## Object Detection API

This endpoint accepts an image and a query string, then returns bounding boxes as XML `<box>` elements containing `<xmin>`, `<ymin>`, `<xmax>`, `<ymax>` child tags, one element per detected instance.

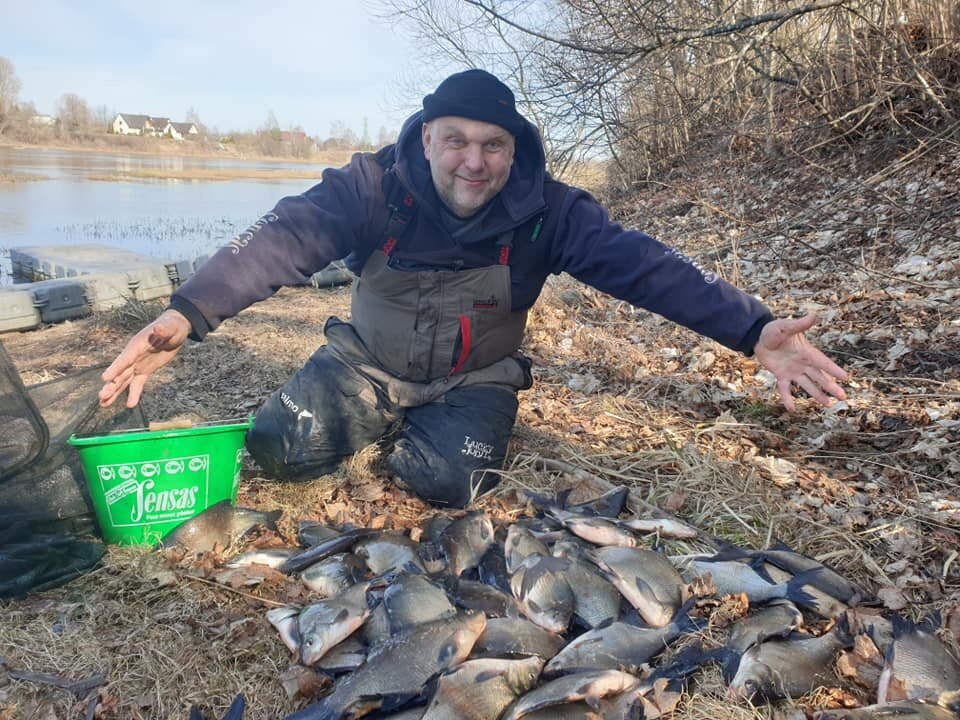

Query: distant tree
<box><xmin>55</xmin><ymin>93</ymin><xmax>92</xmax><ymax>136</ymax></box>
<box><xmin>256</xmin><ymin>110</ymin><xmax>283</xmax><ymax>155</ymax></box>
<box><xmin>185</xmin><ymin>106</ymin><xmax>206</xmax><ymax>135</ymax></box>
<box><xmin>0</xmin><ymin>56</ymin><xmax>22</xmax><ymax>134</ymax></box>
<box><xmin>376</xmin><ymin>125</ymin><xmax>395</xmax><ymax>148</ymax></box>
<box><xmin>92</xmin><ymin>104</ymin><xmax>114</xmax><ymax>130</ymax></box>
<box><xmin>361</xmin><ymin>117</ymin><xmax>371</xmax><ymax>150</ymax></box>
<box><xmin>327</xmin><ymin>120</ymin><xmax>359</xmax><ymax>149</ymax></box>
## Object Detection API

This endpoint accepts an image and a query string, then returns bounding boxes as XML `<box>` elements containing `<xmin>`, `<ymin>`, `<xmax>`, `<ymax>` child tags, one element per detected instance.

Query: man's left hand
<box><xmin>753</xmin><ymin>313</ymin><xmax>848</xmax><ymax>412</ymax></box>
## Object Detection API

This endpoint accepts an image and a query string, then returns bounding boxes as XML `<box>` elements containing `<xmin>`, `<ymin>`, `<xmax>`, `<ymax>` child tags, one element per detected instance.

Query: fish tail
<box><xmin>718</xmin><ymin>647</ymin><xmax>742</xmax><ymax>684</ymax></box>
<box><xmin>283</xmin><ymin>700</ymin><xmax>336</xmax><ymax>720</ymax></box>
<box><xmin>673</xmin><ymin>597</ymin><xmax>707</xmax><ymax>634</ymax></box>
<box><xmin>785</xmin><ymin>568</ymin><xmax>825</xmax><ymax>610</ymax></box>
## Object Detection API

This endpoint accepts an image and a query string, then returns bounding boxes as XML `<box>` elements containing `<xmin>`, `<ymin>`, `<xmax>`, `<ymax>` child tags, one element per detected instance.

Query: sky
<box><xmin>0</xmin><ymin>0</ymin><xmax>438</xmax><ymax>139</ymax></box>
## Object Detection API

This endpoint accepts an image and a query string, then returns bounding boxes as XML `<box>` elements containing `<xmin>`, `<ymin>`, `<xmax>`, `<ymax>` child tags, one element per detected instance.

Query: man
<box><xmin>99</xmin><ymin>69</ymin><xmax>847</xmax><ymax>507</ymax></box>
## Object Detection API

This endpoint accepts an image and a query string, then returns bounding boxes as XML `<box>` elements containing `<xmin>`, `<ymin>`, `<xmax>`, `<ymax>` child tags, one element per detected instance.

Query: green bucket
<box><xmin>69</xmin><ymin>416</ymin><xmax>253</xmax><ymax>546</ymax></box>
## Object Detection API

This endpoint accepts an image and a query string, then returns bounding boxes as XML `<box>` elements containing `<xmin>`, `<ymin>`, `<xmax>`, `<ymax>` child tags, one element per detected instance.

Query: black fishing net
<box><xmin>0</xmin><ymin>341</ymin><xmax>146</xmax><ymax>597</ymax></box>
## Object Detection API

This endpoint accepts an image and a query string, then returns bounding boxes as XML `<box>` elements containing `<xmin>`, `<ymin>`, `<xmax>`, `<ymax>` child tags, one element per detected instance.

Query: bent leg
<box><xmin>247</xmin><ymin>347</ymin><xmax>395</xmax><ymax>479</ymax></box>
<box><xmin>386</xmin><ymin>384</ymin><xmax>518</xmax><ymax>507</ymax></box>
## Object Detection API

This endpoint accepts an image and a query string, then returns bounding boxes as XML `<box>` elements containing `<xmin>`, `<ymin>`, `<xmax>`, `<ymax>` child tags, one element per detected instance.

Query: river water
<box><xmin>0</xmin><ymin>147</ymin><xmax>328</xmax><ymax>284</ymax></box>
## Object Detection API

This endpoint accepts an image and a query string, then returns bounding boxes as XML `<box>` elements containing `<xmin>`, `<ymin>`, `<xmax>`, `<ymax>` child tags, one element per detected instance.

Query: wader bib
<box><xmin>247</xmin><ymin>185</ymin><xmax>537</xmax><ymax>506</ymax></box>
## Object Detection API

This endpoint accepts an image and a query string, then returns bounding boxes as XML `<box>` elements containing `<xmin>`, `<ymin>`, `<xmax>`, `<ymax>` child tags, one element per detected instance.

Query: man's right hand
<box><xmin>98</xmin><ymin>309</ymin><xmax>191</xmax><ymax>408</ymax></box>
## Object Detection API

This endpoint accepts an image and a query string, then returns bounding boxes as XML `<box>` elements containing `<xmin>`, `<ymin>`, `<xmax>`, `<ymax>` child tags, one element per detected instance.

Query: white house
<box><xmin>111</xmin><ymin>114</ymin><xmax>174</xmax><ymax>136</ymax></box>
<box><xmin>164</xmin><ymin>121</ymin><xmax>200</xmax><ymax>140</ymax></box>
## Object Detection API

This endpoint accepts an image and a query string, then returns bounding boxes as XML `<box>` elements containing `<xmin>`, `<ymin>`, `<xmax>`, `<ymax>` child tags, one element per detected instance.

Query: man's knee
<box><xmin>386</xmin><ymin>384</ymin><xmax>518</xmax><ymax>508</ymax></box>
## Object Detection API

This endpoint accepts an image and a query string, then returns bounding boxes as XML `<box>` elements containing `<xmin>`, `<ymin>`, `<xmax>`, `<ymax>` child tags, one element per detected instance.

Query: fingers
<box><xmin>126</xmin><ymin>374</ymin><xmax>149</xmax><ymax>408</ymax></box>
<box><xmin>98</xmin><ymin>366</ymin><xmax>135</xmax><ymax>407</ymax></box>
<box><xmin>777</xmin><ymin>377</ymin><xmax>797</xmax><ymax>413</ymax></box>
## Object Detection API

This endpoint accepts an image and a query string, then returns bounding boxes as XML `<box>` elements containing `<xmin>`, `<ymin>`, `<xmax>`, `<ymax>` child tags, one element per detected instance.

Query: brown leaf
<box><xmin>369</xmin><ymin>515</ymin><xmax>387</xmax><ymax>530</ymax></box>
<box><xmin>278</xmin><ymin>665</ymin><xmax>331</xmax><ymax>700</ymax></box>
<box><xmin>944</xmin><ymin>605</ymin><xmax>960</xmax><ymax>643</ymax></box>
<box><xmin>663</xmin><ymin>488</ymin><xmax>687</xmax><ymax>512</ymax></box>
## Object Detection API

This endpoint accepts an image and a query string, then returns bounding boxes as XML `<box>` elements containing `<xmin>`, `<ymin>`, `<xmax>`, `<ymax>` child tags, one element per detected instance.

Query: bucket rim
<box><xmin>68</xmin><ymin>415</ymin><xmax>253</xmax><ymax>447</ymax></box>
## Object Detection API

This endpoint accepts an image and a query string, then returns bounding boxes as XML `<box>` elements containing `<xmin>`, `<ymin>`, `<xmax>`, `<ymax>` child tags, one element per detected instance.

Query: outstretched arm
<box><xmin>98</xmin><ymin>309</ymin><xmax>191</xmax><ymax>408</ymax></box>
<box><xmin>753</xmin><ymin>313</ymin><xmax>848</xmax><ymax>411</ymax></box>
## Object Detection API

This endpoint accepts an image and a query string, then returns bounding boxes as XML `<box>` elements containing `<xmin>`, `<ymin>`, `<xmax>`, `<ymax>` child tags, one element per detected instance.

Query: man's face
<box><xmin>422</xmin><ymin>117</ymin><xmax>515</xmax><ymax>218</ymax></box>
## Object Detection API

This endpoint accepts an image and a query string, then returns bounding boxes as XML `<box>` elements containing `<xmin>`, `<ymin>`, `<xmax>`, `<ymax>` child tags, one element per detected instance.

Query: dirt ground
<box><xmin>0</xmin><ymin>144</ymin><xmax>958</xmax><ymax>719</ymax></box>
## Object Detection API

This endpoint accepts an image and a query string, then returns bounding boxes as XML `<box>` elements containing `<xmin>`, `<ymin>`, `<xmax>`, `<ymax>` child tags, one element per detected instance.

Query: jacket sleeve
<box><xmin>169</xmin><ymin>152</ymin><xmax>386</xmax><ymax>340</ymax></box>
<box><xmin>548</xmin><ymin>187</ymin><xmax>773</xmax><ymax>355</ymax></box>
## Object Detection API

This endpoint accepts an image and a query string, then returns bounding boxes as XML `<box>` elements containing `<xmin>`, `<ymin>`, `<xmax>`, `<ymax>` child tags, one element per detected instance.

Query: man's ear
<box><xmin>421</xmin><ymin>122</ymin><xmax>432</xmax><ymax>161</ymax></box>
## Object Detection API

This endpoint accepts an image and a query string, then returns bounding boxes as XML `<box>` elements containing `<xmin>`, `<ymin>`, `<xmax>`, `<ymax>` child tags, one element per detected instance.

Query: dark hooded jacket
<box><xmin>169</xmin><ymin>111</ymin><xmax>772</xmax><ymax>355</ymax></box>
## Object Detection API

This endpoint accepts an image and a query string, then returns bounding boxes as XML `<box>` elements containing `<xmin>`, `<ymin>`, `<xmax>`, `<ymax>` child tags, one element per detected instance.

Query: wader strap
<box><xmin>381</xmin><ymin>179</ymin><xmax>416</xmax><ymax>255</ymax></box>
<box><xmin>496</xmin><ymin>230</ymin><xmax>514</xmax><ymax>266</ymax></box>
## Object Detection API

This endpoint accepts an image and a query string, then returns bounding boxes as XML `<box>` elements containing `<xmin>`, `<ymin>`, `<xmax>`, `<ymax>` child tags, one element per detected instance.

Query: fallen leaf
<box><xmin>877</xmin><ymin>586</ymin><xmax>909</xmax><ymax>611</ymax></box>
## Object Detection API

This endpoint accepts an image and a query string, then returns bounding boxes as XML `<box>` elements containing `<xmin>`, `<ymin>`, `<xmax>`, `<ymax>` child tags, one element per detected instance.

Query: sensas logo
<box><xmin>130</xmin><ymin>479</ymin><xmax>200</xmax><ymax>522</ymax></box>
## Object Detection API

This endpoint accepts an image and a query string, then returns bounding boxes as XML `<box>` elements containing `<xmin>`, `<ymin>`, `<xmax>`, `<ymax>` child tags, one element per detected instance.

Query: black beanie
<box><xmin>422</xmin><ymin>69</ymin><xmax>526</xmax><ymax>137</ymax></box>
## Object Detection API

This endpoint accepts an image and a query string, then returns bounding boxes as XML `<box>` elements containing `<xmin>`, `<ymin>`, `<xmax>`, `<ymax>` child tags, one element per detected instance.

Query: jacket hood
<box><xmin>389</xmin><ymin>110</ymin><xmax>548</xmax><ymax>223</ymax></box>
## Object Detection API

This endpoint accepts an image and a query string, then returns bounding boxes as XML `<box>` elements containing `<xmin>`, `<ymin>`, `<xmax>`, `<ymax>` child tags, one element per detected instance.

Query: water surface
<box><xmin>0</xmin><ymin>147</ymin><xmax>328</xmax><ymax>283</ymax></box>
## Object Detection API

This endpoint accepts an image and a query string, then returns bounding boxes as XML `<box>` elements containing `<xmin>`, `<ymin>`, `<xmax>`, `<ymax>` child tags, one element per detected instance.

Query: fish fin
<box><xmin>785</xmin><ymin>568</ymin><xmax>826</xmax><ymax>610</ymax></box>
<box><xmin>919</xmin><ymin>609</ymin><xmax>942</xmax><ymax>633</ymax></box>
<box><xmin>748</xmin><ymin>557</ymin><xmax>776</xmax><ymax>583</ymax></box>
<box><xmin>830</xmin><ymin>611</ymin><xmax>854</xmax><ymax>647</ymax></box>
<box><xmin>524</xmin><ymin>489</ymin><xmax>561</xmax><ymax>512</ymax></box>
<box><xmin>769</xmin><ymin>539</ymin><xmax>795</xmax><ymax>552</ymax></box>
<box><xmin>556</xmin><ymin>488</ymin><xmax>575</xmax><ymax>508</ymax></box>
<box><xmin>890</xmin><ymin>612</ymin><xmax>914</xmax><ymax>638</ymax></box>
<box><xmin>717</xmin><ymin>647</ymin><xmax>742</xmax><ymax>684</ymax></box>
<box><xmin>221</xmin><ymin>694</ymin><xmax>245</xmax><ymax>720</ymax></box>
<box><xmin>371</xmin><ymin>692</ymin><xmax>424</xmax><ymax>715</ymax></box>
<box><xmin>673</xmin><ymin>598</ymin><xmax>707</xmax><ymax>634</ymax></box>
<box><xmin>188</xmin><ymin>707</ymin><xmax>207</xmax><ymax>720</ymax></box>
<box><xmin>707</xmin><ymin>545</ymin><xmax>753</xmax><ymax>563</ymax></box>
<box><xmin>264</xmin><ymin>509</ymin><xmax>282</xmax><ymax>529</ymax></box>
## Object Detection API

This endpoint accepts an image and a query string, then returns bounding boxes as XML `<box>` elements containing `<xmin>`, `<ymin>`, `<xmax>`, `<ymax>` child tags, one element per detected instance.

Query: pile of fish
<box><xmin>186</xmin><ymin>487</ymin><xmax>960</xmax><ymax>720</ymax></box>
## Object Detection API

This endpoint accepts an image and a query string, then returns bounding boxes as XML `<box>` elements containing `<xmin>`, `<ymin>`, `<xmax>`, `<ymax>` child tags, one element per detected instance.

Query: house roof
<box><xmin>170</xmin><ymin>122</ymin><xmax>197</xmax><ymax>133</ymax></box>
<box><xmin>116</xmin><ymin>113</ymin><xmax>150</xmax><ymax>129</ymax></box>
<box><xmin>147</xmin><ymin>117</ymin><xmax>170</xmax><ymax>127</ymax></box>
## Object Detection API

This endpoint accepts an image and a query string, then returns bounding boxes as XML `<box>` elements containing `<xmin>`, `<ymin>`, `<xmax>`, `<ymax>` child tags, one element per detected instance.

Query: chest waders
<box><xmin>247</xmin><ymin>181</ymin><xmax>539</xmax><ymax>507</ymax></box>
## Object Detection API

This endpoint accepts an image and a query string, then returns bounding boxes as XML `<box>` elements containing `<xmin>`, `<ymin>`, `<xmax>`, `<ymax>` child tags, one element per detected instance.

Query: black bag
<box><xmin>0</xmin><ymin>341</ymin><xmax>146</xmax><ymax>597</ymax></box>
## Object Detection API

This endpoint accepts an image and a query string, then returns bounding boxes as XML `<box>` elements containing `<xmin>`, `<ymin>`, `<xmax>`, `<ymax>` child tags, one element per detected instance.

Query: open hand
<box><xmin>754</xmin><ymin>313</ymin><xmax>848</xmax><ymax>412</ymax></box>
<box><xmin>98</xmin><ymin>309</ymin><xmax>191</xmax><ymax>408</ymax></box>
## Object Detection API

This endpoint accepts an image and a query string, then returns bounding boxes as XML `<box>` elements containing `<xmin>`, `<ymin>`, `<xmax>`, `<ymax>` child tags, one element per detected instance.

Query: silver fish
<box><xmin>728</xmin><ymin>616</ymin><xmax>853</xmax><ymax>701</ymax></box>
<box><xmin>361</xmin><ymin>601</ymin><xmax>392</xmax><ymax>646</ymax></box>
<box><xmin>761</xmin><ymin>561</ymin><xmax>849</xmax><ymax>619</ymax></box>
<box><xmin>471</xmin><ymin>616</ymin><xmax>566</xmax><ymax>660</ymax></box>
<box><xmin>543</xmin><ymin>601</ymin><xmax>701</xmax><ymax>678</ymax></box>
<box><xmin>682</xmin><ymin>557</ymin><xmax>818</xmax><ymax>606</ymax></box>
<box><xmin>502</xmin><ymin>669</ymin><xmax>640</xmax><ymax>720</ymax></box>
<box><xmin>281</xmin><ymin>528</ymin><xmax>377</xmax><ymax>574</ymax></box>
<box><xmin>439</xmin><ymin>512</ymin><xmax>494</xmax><ymax>576</ymax></box>
<box><xmin>816</xmin><ymin>700</ymin><xmax>958</xmax><ymax>720</ymax></box>
<box><xmin>298</xmin><ymin>521</ymin><xmax>345</xmax><ymax>547</ymax></box>
<box><xmin>548</xmin><ymin>508</ymin><xmax>639</xmax><ymax>548</ymax></box>
<box><xmin>420</xmin><ymin>656</ymin><xmax>544</xmax><ymax>720</ymax></box>
<box><xmin>353</xmin><ymin>533</ymin><xmax>425</xmax><ymax>575</ymax></box>
<box><xmin>588</xmin><ymin>546</ymin><xmax>683</xmax><ymax>627</ymax></box>
<box><xmin>301</xmin><ymin>553</ymin><xmax>366</xmax><ymax>597</ymax></box>
<box><xmin>510</xmin><ymin>554</ymin><xmax>574</xmax><ymax>634</ymax></box>
<box><xmin>267</xmin><ymin>605</ymin><xmax>301</xmax><ymax>654</ymax></box>
<box><xmin>160</xmin><ymin>501</ymin><xmax>280</xmax><ymax>552</ymax></box>
<box><xmin>741</xmin><ymin>540</ymin><xmax>867</xmax><ymax>604</ymax></box>
<box><xmin>878</xmin><ymin>614</ymin><xmax>960</xmax><ymax>703</ymax></box>
<box><xmin>550</xmin><ymin>545</ymin><xmax>621</xmax><ymax>630</ymax></box>
<box><xmin>721</xmin><ymin>600</ymin><xmax>804</xmax><ymax>681</ymax></box>
<box><xmin>620</xmin><ymin>516</ymin><xmax>698</xmax><ymax>539</ymax></box>
<box><xmin>505</xmin><ymin>524</ymin><xmax>550</xmax><ymax>575</ymax></box>
<box><xmin>447</xmin><ymin>577</ymin><xmax>522</xmax><ymax>618</ymax></box>
<box><xmin>284</xmin><ymin>611</ymin><xmax>487</xmax><ymax>720</ymax></box>
<box><xmin>298</xmin><ymin>581</ymin><xmax>372</xmax><ymax>665</ymax></box>
<box><xmin>383</xmin><ymin>572</ymin><xmax>456</xmax><ymax>634</ymax></box>
<box><xmin>225</xmin><ymin>548</ymin><xmax>295</xmax><ymax>569</ymax></box>
<box><xmin>728</xmin><ymin>600</ymin><xmax>803</xmax><ymax>655</ymax></box>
